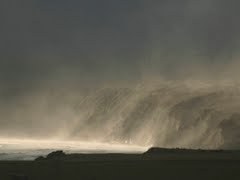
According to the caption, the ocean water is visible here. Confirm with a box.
[0,139,147,160]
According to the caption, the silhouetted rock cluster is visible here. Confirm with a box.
[35,150,66,161]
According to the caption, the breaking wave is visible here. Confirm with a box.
[1,80,240,149]
[67,80,240,149]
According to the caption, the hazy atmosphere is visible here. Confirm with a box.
[1,0,240,150]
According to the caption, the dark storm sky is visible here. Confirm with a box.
[1,0,240,93]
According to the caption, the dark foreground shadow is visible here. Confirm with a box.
[9,174,29,180]
[1,148,240,180]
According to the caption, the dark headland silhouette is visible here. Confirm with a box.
[1,147,240,180]
[35,147,240,161]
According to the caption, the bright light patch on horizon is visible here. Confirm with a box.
[0,138,148,154]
